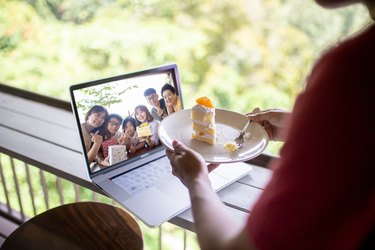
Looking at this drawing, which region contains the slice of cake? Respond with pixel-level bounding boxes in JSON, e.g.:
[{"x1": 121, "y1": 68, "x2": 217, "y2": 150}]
[
  {"x1": 108, "y1": 145, "x2": 127, "y2": 165},
  {"x1": 136, "y1": 123, "x2": 152, "y2": 137},
  {"x1": 191, "y1": 96, "x2": 216, "y2": 144}
]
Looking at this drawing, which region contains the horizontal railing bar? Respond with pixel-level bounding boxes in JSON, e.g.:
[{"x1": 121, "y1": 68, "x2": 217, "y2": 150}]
[
  {"x1": 0, "y1": 146, "x2": 103, "y2": 195},
  {"x1": 0, "y1": 83, "x2": 71, "y2": 111},
  {"x1": 1, "y1": 123, "x2": 81, "y2": 155}
]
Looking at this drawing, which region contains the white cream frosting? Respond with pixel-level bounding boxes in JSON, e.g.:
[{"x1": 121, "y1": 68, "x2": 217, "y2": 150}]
[
  {"x1": 192, "y1": 119, "x2": 215, "y2": 128},
  {"x1": 192, "y1": 104, "x2": 215, "y2": 114},
  {"x1": 192, "y1": 131, "x2": 215, "y2": 140}
]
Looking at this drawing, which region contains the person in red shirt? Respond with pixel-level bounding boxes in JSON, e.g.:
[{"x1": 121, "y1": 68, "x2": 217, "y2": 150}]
[{"x1": 166, "y1": 0, "x2": 375, "y2": 249}]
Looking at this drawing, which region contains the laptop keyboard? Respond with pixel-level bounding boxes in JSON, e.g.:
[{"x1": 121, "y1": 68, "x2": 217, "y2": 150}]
[{"x1": 113, "y1": 158, "x2": 174, "y2": 196}]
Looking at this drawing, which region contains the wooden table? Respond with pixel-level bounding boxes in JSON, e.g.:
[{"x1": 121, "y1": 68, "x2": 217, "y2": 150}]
[
  {"x1": 0, "y1": 84, "x2": 274, "y2": 231},
  {"x1": 1, "y1": 202, "x2": 143, "y2": 250}
]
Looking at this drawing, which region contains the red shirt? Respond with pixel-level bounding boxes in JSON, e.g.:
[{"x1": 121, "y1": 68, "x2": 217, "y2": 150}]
[
  {"x1": 101, "y1": 137, "x2": 117, "y2": 158},
  {"x1": 248, "y1": 24, "x2": 375, "y2": 249}
]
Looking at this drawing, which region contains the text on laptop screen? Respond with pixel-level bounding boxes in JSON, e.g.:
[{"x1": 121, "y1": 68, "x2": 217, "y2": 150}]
[{"x1": 70, "y1": 64, "x2": 183, "y2": 174}]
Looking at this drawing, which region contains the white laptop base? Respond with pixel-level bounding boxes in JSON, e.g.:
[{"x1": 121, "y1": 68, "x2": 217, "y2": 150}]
[{"x1": 94, "y1": 156, "x2": 252, "y2": 227}]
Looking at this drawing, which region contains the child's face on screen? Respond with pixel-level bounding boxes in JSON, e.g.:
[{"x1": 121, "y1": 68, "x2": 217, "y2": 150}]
[
  {"x1": 163, "y1": 89, "x2": 177, "y2": 106},
  {"x1": 107, "y1": 118, "x2": 121, "y2": 134},
  {"x1": 135, "y1": 109, "x2": 147, "y2": 123},
  {"x1": 146, "y1": 93, "x2": 160, "y2": 107},
  {"x1": 87, "y1": 112, "x2": 106, "y2": 128},
  {"x1": 124, "y1": 121, "x2": 135, "y2": 135}
]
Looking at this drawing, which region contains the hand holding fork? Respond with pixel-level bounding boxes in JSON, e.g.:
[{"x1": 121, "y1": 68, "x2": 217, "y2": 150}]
[{"x1": 234, "y1": 108, "x2": 260, "y2": 149}]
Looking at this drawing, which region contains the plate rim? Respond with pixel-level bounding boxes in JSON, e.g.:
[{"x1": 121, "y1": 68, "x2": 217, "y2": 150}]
[{"x1": 158, "y1": 108, "x2": 269, "y2": 163}]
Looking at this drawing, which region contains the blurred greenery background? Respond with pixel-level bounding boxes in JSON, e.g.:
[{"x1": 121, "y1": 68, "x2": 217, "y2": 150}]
[
  {"x1": 0, "y1": 0, "x2": 369, "y2": 106},
  {"x1": 0, "y1": 0, "x2": 370, "y2": 249},
  {"x1": 0, "y1": 0, "x2": 369, "y2": 154}
]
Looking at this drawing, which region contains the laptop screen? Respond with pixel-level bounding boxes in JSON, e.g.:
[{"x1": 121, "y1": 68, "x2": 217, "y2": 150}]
[{"x1": 70, "y1": 64, "x2": 183, "y2": 174}]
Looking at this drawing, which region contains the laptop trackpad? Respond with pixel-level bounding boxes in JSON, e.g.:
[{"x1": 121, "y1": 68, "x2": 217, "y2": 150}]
[
  {"x1": 125, "y1": 186, "x2": 189, "y2": 227},
  {"x1": 157, "y1": 178, "x2": 190, "y2": 202}
]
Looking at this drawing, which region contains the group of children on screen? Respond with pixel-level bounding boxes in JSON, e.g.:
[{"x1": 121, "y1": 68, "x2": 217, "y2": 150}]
[{"x1": 80, "y1": 84, "x2": 182, "y2": 169}]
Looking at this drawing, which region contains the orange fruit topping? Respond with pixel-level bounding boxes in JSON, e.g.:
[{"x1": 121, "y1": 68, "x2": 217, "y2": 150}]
[{"x1": 196, "y1": 96, "x2": 214, "y2": 108}]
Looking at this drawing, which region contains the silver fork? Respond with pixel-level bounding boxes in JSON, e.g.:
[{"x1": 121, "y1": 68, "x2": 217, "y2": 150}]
[{"x1": 234, "y1": 120, "x2": 251, "y2": 149}]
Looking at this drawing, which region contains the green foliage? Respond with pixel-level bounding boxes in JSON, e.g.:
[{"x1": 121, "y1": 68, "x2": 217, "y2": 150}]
[
  {"x1": 1, "y1": 1, "x2": 369, "y2": 103},
  {"x1": 26, "y1": 0, "x2": 114, "y2": 24},
  {"x1": 0, "y1": 0, "x2": 369, "y2": 156},
  {"x1": 76, "y1": 84, "x2": 138, "y2": 113}
]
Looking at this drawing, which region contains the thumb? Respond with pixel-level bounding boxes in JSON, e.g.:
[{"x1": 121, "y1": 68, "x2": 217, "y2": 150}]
[
  {"x1": 207, "y1": 163, "x2": 220, "y2": 172},
  {"x1": 247, "y1": 110, "x2": 274, "y2": 122},
  {"x1": 245, "y1": 107, "x2": 260, "y2": 116},
  {"x1": 247, "y1": 113, "x2": 267, "y2": 122},
  {"x1": 172, "y1": 140, "x2": 188, "y2": 154},
  {"x1": 252, "y1": 107, "x2": 260, "y2": 113},
  {"x1": 90, "y1": 130, "x2": 99, "y2": 136}
]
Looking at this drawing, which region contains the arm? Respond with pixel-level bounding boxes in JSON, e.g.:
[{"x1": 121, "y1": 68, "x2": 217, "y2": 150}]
[
  {"x1": 188, "y1": 175, "x2": 255, "y2": 250},
  {"x1": 130, "y1": 141, "x2": 146, "y2": 153},
  {"x1": 166, "y1": 141, "x2": 255, "y2": 250},
  {"x1": 118, "y1": 132, "x2": 126, "y2": 145},
  {"x1": 87, "y1": 131, "x2": 102, "y2": 164},
  {"x1": 146, "y1": 121, "x2": 159, "y2": 147},
  {"x1": 165, "y1": 103, "x2": 174, "y2": 115},
  {"x1": 145, "y1": 137, "x2": 156, "y2": 148},
  {"x1": 155, "y1": 106, "x2": 167, "y2": 118},
  {"x1": 96, "y1": 153, "x2": 110, "y2": 167},
  {"x1": 159, "y1": 98, "x2": 169, "y2": 117}
]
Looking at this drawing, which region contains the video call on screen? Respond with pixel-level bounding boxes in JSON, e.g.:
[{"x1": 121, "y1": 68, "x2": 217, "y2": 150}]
[{"x1": 73, "y1": 69, "x2": 182, "y2": 173}]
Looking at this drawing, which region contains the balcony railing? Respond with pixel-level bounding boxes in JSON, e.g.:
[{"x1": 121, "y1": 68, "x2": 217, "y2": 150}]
[
  {"x1": 0, "y1": 149, "x2": 202, "y2": 249},
  {"x1": 1, "y1": 149, "x2": 204, "y2": 249}
]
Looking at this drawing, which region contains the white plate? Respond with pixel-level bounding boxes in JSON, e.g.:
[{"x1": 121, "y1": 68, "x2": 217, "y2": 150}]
[{"x1": 158, "y1": 109, "x2": 269, "y2": 163}]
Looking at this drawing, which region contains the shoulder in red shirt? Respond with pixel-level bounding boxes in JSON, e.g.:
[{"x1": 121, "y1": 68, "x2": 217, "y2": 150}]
[{"x1": 247, "y1": 24, "x2": 375, "y2": 250}]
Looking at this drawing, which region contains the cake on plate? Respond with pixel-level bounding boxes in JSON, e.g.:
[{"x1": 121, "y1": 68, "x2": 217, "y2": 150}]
[
  {"x1": 191, "y1": 96, "x2": 216, "y2": 144},
  {"x1": 108, "y1": 145, "x2": 127, "y2": 165},
  {"x1": 136, "y1": 123, "x2": 152, "y2": 137}
]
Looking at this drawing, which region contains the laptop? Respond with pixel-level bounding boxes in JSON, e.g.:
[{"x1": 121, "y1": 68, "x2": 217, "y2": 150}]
[{"x1": 70, "y1": 64, "x2": 252, "y2": 227}]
